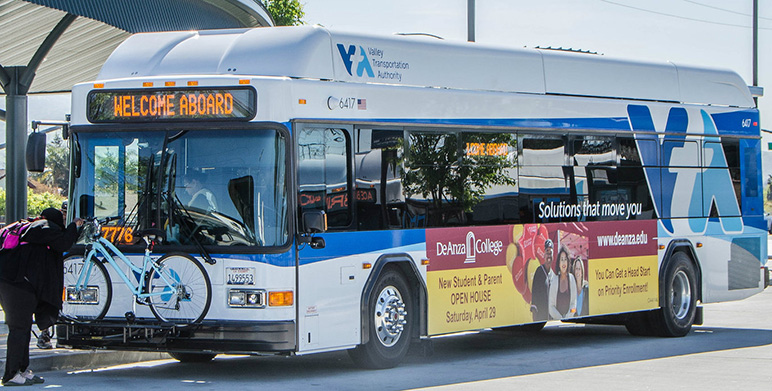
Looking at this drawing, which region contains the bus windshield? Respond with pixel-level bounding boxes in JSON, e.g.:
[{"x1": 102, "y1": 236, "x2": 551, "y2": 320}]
[{"x1": 70, "y1": 127, "x2": 289, "y2": 248}]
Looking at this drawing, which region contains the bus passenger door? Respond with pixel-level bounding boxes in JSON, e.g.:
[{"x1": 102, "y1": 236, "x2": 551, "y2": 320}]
[{"x1": 295, "y1": 124, "x2": 357, "y2": 352}]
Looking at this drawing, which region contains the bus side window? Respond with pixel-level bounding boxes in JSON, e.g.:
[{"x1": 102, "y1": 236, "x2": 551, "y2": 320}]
[
  {"x1": 572, "y1": 135, "x2": 618, "y2": 222},
  {"x1": 519, "y1": 134, "x2": 567, "y2": 224},
  {"x1": 618, "y1": 137, "x2": 656, "y2": 220},
  {"x1": 403, "y1": 131, "x2": 464, "y2": 227},
  {"x1": 354, "y1": 128, "x2": 404, "y2": 231},
  {"x1": 663, "y1": 140, "x2": 700, "y2": 218},
  {"x1": 463, "y1": 132, "x2": 518, "y2": 226},
  {"x1": 704, "y1": 139, "x2": 742, "y2": 217},
  {"x1": 297, "y1": 128, "x2": 352, "y2": 229}
]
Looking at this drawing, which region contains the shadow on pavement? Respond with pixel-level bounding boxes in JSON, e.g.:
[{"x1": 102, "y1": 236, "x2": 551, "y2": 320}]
[{"x1": 60, "y1": 323, "x2": 772, "y2": 390}]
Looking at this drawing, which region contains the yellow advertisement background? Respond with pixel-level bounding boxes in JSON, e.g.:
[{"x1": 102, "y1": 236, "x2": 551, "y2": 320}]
[
  {"x1": 428, "y1": 265, "x2": 533, "y2": 335},
  {"x1": 587, "y1": 255, "x2": 659, "y2": 315}
]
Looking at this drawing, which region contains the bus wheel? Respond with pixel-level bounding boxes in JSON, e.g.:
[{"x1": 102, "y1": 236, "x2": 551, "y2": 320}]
[
  {"x1": 348, "y1": 267, "x2": 413, "y2": 369},
  {"x1": 168, "y1": 351, "x2": 217, "y2": 363},
  {"x1": 654, "y1": 252, "x2": 698, "y2": 337}
]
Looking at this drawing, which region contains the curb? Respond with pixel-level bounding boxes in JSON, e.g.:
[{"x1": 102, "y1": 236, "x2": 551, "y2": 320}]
[
  {"x1": 1, "y1": 319, "x2": 168, "y2": 373},
  {"x1": 26, "y1": 350, "x2": 170, "y2": 372}
]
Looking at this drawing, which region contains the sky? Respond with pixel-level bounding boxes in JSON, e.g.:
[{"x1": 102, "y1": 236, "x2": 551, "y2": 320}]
[{"x1": 2, "y1": 0, "x2": 771, "y2": 170}]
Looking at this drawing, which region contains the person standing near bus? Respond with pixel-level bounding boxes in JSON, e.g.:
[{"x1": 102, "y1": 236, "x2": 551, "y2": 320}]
[
  {"x1": 530, "y1": 239, "x2": 554, "y2": 321},
  {"x1": 0, "y1": 208, "x2": 82, "y2": 386}
]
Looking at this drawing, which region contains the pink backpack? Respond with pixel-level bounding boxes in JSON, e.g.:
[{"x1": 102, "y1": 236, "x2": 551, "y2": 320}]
[{"x1": 0, "y1": 220, "x2": 33, "y2": 251}]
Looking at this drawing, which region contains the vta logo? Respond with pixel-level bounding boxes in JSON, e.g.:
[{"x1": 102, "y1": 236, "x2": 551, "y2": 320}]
[
  {"x1": 336, "y1": 44, "x2": 375, "y2": 78},
  {"x1": 627, "y1": 105, "x2": 742, "y2": 234}
]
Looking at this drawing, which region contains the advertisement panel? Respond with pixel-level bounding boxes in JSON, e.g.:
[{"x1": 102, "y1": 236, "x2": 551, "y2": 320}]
[{"x1": 426, "y1": 220, "x2": 658, "y2": 335}]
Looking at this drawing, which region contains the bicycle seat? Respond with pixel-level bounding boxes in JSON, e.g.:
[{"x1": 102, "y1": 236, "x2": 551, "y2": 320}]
[{"x1": 138, "y1": 228, "x2": 166, "y2": 242}]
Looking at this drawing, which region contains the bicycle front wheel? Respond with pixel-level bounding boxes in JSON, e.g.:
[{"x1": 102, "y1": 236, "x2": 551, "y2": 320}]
[
  {"x1": 62, "y1": 254, "x2": 112, "y2": 320},
  {"x1": 146, "y1": 252, "x2": 211, "y2": 324}
]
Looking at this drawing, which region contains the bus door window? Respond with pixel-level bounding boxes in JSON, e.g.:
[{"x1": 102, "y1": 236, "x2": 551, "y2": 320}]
[
  {"x1": 82, "y1": 140, "x2": 141, "y2": 222},
  {"x1": 518, "y1": 134, "x2": 567, "y2": 224},
  {"x1": 297, "y1": 127, "x2": 352, "y2": 229},
  {"x1": 461, "y1": 132, "x2": 518, "y2": 226},
  {"x1": 354, "y1": 128, "x2": 404, "y2": 231}
]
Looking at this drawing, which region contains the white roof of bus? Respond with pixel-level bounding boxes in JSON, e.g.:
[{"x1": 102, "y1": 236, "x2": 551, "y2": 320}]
[{"x1": 97, "y1": 25, "x2": 754, "y2": 108}]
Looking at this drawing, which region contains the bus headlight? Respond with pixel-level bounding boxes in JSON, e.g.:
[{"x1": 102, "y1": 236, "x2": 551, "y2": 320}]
[{"x1": 228, "y1": 289, "x2": 265, "y2": 308}]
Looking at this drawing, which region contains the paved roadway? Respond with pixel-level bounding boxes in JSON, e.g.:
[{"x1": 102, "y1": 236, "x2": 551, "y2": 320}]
[{"x1": 31, "y1": 287, "x2": 772, "y2": 390}]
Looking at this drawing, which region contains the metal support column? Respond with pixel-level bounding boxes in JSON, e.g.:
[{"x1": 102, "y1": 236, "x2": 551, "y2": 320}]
[
  {"x1": 467, "y1": 0, "x2": 475, "y2": 42},
  {"x1": 5, "y1": 67, "x2": 29, "y2": 222}
]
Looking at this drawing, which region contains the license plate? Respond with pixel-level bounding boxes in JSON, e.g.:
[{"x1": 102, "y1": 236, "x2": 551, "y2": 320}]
[{"x1": 226, "y1": 267, "x2": 255, "y2": 285}]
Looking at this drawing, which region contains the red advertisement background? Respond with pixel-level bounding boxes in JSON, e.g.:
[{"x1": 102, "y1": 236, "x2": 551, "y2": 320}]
[
  {"x1": 586, "y1": 220, "x2": 657, "y2": 259},
  {"x1": 426, "y1": 225, "x2": 510, "y2": 271}
]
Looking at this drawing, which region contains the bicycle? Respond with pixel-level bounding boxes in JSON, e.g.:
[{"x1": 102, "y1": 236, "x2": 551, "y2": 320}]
[{"x1": 62, "y1": 218, "x2": 212, "y2": 324}]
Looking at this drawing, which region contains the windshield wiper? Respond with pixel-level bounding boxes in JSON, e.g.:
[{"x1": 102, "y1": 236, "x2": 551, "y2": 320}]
[{"x1": 168, "y1": 191, "x2": 216, "y2": 265}]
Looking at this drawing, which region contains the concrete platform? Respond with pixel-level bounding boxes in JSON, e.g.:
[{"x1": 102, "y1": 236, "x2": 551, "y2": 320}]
[{"x1": 0, "y1": 313, "x2": 167, "y2": 373}]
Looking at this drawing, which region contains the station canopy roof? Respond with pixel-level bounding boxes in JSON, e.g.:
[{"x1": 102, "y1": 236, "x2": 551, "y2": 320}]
[{"x1": 0, "y1": 0, "x2": 274, "y2": 94}]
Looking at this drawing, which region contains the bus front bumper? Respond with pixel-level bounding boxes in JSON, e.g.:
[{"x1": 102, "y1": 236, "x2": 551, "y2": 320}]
[{"x1": 55, "y1": 319, "x2": 296, "y2": 354}]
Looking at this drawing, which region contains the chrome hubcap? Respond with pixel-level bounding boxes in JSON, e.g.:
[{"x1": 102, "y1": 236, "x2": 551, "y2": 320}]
[
  {"x1": 374, "y1": 285, "x2": 407, "y2": 347},
  {"x1": 671, "y1": 270, "x2": 692, "y2": 320}
]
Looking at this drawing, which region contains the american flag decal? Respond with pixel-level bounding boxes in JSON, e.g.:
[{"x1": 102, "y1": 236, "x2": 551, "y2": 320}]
[{"x1": 357, "y1": 99, "x2": 367, "y2": 110}]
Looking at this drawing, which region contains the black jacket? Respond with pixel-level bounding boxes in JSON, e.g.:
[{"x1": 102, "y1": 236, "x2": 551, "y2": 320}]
[{"x1": 0, "y1": 219, "x2": 79, "y2": 308}]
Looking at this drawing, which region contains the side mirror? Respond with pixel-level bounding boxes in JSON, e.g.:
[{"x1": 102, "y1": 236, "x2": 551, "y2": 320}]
[
  {"x1": 302, "y1": 210, "x2": 327, "y2": 234},
  {"x1": 26, "y1": 132, "x2": 46, "y2": 173}
]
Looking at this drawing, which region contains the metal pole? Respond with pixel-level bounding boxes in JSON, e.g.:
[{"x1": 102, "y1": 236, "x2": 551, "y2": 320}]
[
  {"x1": 467, "y1": 0, "x2": 475, "y2": 42},
  {"x1": 5, "y1": 67, "x2": 28, "y2": 222},
  {"x1": 753, "y1": 0, "x2": 758, "y2": 106}
]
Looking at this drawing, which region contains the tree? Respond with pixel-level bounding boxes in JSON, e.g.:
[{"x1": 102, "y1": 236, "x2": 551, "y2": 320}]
[
  {"x1": 264, "y1": 0, "x2": 305, "y2": 26},
  {"x1": 767, "y1": 174, "x2": 772, "y2": 201},
  {"x1": 0, "y1": 188, "x2": 65, "y2": 222}
]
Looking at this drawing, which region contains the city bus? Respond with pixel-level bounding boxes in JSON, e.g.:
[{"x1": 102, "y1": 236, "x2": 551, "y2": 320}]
[{"x1": 49, "y1": 25, "x2": 767, "y2": 368}]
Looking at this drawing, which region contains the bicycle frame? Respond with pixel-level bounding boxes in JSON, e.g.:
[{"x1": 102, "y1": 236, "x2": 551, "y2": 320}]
[{"x1": 74, "y1": 236, "x2": 178, "y2": 302}]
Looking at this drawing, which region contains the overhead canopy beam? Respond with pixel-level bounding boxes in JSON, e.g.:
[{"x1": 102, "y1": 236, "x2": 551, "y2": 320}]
[{"x1": 19, "y1": 13, "x2": 77, "y2": 91}]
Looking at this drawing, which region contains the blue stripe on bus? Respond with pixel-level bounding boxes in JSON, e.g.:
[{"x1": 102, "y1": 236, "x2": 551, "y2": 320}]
[
  {"x1": 301, "y1": 110, "x2": 758, "y2": 137},
  {"x1": 297, "y1": 229, "x2": 427, "y2": 265},
  {"x1": 180, "y1": 230, "x2": 427, "y2": 267}
]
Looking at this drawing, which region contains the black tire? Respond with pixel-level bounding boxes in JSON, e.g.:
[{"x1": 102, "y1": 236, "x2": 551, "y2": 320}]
[
  {"x1": 626, "y1": 253, "x2": 697, "y2": 337},
  {"x1": 348, "y1": 267, "x2": 414, "y2": 369},
  {"x1": 62, "y1": 254, "x2": 112, "y2": 320},
  {"x1": 146, "y1": 252, "x2": 212, "y2": 324},
  {"x1": 652, "y1": 252, "x2": 698, "y2": 337},
  {"x1": 168, "y1": 351, "x2": 217, "y2": 363}
]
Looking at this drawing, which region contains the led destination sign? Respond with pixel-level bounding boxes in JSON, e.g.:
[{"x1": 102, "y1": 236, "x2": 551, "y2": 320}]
[{"x1": 87, "y1": 87, "x2": 257, "y2": 122}]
